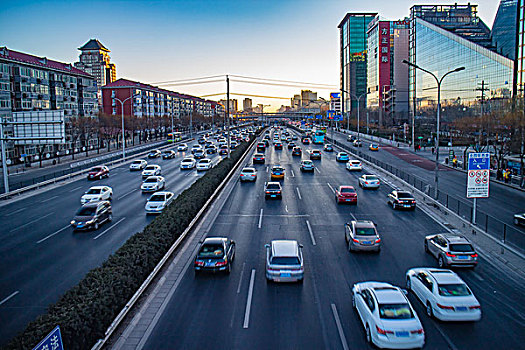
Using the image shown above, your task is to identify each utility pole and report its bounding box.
[0,117,8,193]
[476,80,489,151]
[226,75,231,158]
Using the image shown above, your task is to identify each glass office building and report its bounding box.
[409,5,514,120]
[491,0,518,61]
[339,13,377,113]
[518,0,524,96]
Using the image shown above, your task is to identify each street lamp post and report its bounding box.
[114,92,137,160]
[403,60,465,199]
[349,92,367,141]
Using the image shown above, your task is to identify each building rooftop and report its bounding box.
[79,39,110,52]
[338,12,378,28]
[0,47,94,78]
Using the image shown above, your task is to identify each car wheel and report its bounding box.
[352,294,356,308]
[438,255,445,268]
[108,214,113,222]
[426,302,434,318]
[424,241,429,253]
[297,277,303,284]
[365,324,372,344]
[515,218,520,225]
[226,263,231,274]
[406,277,412,291]
[393,203,398,210]
[94,222,99,230]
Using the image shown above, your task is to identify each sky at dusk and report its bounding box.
[1,0,501,111]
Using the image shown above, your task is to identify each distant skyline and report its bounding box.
[1,0,501,111]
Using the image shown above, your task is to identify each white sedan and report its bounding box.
[196,158,212,171]
[406,268,481,322]
[177,143,188,151]
[145,191,174,215]
[240,167,257,182]
[142,164,162,178]
[346,160,362,171]
[81,186,113,204]
[359,174,380,189]
[191,144,203,154]
[352,281,425,349]
[180,157,196,170]
[141,176,166,192]
[129,159,147,171]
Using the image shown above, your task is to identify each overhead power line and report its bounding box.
[199,92,290,100]
[155,79,225,87]
[229,78,335,89]
[151,75,225,85]
[229,74,337,88]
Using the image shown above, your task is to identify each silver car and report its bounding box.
[358,174,380,189]
[425,233,478,268]
[345,220,381,252]
[265,240,304,283]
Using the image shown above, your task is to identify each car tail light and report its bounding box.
[266,191,270,194]
[241,174,245,176]
[469,305,481,309]
[471,253,478,258]
[376,325,394,335]
[375,238,381,243]
[437,303,454,310]
[364,181,369,184]
[215,260,227,267]
[352,239,359,243]
[277,191,281,194]
[445,252,456,258]
[411,329,424,335]
[194,260,204,267]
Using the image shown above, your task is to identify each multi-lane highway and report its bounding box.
[0,138,224,345]
[132,128,525,349]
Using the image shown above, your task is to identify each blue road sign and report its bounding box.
[468,153,490,171]
[33,325,64,350]
[307,114,314,119]
[334,115,343,121]
[315,114,322,119]
[327,110,336,120]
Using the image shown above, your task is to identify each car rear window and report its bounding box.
[449,244,474,252]
[273,167,284,172]
[86,188,102,194]
[397,192,413,199]
[144,178,158,183]
[379,304,414,319]
[149,195,165,202]
[365,176,378,181]
[198,244,224,258]
[267,184,280,190]
[438,284,472,297]
[243,169,255,173]
[76,207,96,216]
[271,257,300,265]
[341,188,356,193]
[132,160,142,164]
[145,166,155,170]
[355,227,376,236]
[91,167,102,172]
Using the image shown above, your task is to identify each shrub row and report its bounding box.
[6,133,259,350]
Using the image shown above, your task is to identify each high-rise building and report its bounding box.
[491,0,518,61]
[243,98,252,112]
[367,16,410,125]
[339,13,378,113]
[518,0,524,96]
[300,90,317,106]
[74,39,116,103]
[218,99,238,113]
[409,4,514,120]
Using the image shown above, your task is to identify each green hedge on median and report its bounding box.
[5,133,259,350]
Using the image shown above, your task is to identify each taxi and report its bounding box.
[369,143,379,151]
[270,165,285,180]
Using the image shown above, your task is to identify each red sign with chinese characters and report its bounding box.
[378,21,391,107]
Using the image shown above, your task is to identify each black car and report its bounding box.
[194,237,235,274]
[287,142,296,150]
[514,212,525,226]
[162,150,176,159]
[265,181,282,199]
[71,201,112,231]
[387,190,416,210]
[257,142,266,152]
[194,150,206,159]
[274,142,283,150]
[148,150,161,158]
[253,153,265,164]
[206,145,218,154]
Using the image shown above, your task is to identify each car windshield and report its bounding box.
[163,151,172,154]
[91,167,102,172]
[145,166,155,170]
[199,160,210,164]
[303,161,312,165]
[339,153,347,156]
[149,195,166,202]
[85,188,101,194]
[397,192,413,199]
[242,169,255,173]
[449,244,474,252]
[438,284,472,296]
[379,304,414,319]
[76,207,96,216]
[341,188,355,193]
[267,184,280,190]
[198,244,225,258]
[365,176,378,181]
[132,161,142,164]
[144,178,158,183]
[271,256,300,265]
[355,227,376,236]
[183,159,192,162]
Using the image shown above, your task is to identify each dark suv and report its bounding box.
[71,201,112,231]
[265,182,282,199]
[194,237,236,274]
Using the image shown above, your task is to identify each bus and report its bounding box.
[312,126,326,144]
[167,132,182,143]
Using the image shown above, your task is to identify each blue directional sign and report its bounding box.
[334,115,343,121]
[468,153,490,170]
[307,114,314,119]
[315,114,323,119]
[327,110,336,120]
[33,326,64,350]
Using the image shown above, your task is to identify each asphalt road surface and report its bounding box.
[0,138,222,345]
[142,129,525,350]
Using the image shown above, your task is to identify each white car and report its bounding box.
[359,174,381,189]
[240,167,257,182]
[196,158,212,171]
[177,143,188,151]
[406,268,481,322]
[141,176,165,192]
[145,191,174,215]
[129,159,147,171]
[191,144,203,154]
[346,160,362,171]
[142,164,161,178]
[81,186,113,204]
[352,281,425,349]
[180,157,196,169]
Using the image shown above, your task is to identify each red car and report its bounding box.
[335,186,357,204]
[87,166,109,180]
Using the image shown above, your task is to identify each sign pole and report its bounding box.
[472,198,477,224]
[0,116,9,194]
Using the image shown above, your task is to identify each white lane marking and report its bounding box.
[472,271,485,282]
[93,217,125,240]
[258,209,263,229]
[285,205,289,213]
[6,207,26,216]
[291,170,295,177]
[315,167,321,174]
[296,187,302,200]
[118,188,137,200]
[9,212,54,233]
[40,195,58,203]
[331,303,349,350]
[306,220,317,246]
[69,186,82,193]
[0,291,19,306]
[243,269,256,329]
[349,213,357,221]
[327,183,335,193]
[237,262,246,294]
[37,224,70,244]
[266,166,269,173]
[433,322,459,350]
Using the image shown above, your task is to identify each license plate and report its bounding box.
[271,195,276,198]
[205,262,214,267]
[457,255,469,260]
[77,224,83,228]
[404,205,411,207]
[363,241,372,245]
[281,273,291,277]
[396,331,409,337]
[456,306,468,311]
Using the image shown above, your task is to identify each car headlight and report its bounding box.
[86,219,95,225]
[71,220,76,225]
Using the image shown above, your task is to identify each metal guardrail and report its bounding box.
[91,131,261,350]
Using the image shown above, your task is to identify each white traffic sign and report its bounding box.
[467,153,490,198]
